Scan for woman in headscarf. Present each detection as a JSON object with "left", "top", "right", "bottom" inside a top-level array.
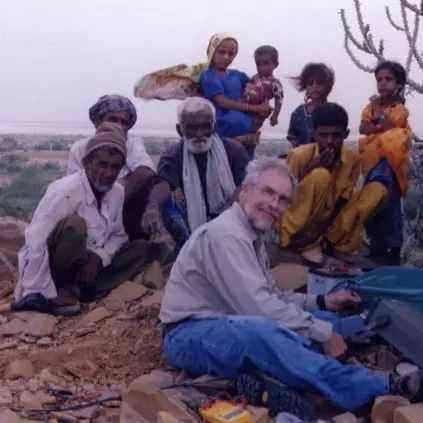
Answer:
[
  {"left": 200, "top": 33, "right": 271, "bottom": 158},
  {"left": 134, "top": 33, "right": 271, "bottom": 159}
]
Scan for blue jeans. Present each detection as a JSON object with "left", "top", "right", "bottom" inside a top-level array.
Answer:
[{"left": 163, "top": 315, "right": 389, "bottom": 411}]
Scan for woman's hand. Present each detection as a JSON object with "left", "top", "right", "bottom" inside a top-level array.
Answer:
[{"left": 252, "top": 102, "right": 272, "bottom": 117}]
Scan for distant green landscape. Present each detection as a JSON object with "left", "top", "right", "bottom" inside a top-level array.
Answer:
[{"left": 0, "top": 134, "right": 422, "bottom": 262}]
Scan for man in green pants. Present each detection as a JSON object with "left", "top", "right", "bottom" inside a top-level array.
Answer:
[{"left": 14, "top": 122, "right": 166, "bottom": 315}]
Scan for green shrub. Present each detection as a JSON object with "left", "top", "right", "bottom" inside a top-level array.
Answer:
[
  {"left": 0, "top": 137, "right": 19, "bottom": 151},
  {"left": 41, "top": 161, "right": 61, "bottom": 171},
  {"left": 6, "top": 164, "right": 22, "bottom": 173},
  {"left": 0, "top": 163, "right": 65, "bottom": 220}
]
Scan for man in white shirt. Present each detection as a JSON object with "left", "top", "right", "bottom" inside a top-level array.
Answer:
[
  {"left": 67, "top": 94, "right": 157, "bottom": 240},
  {"left": 160, "top": 157, "right": 423, "bottom": 414},
  {"left": 14, "top": 123, "right": 162, "bottom": 316}
]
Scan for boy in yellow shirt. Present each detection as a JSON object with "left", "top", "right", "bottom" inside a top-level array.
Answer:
[{"left": 278, "top": 102, "right": 387, "bottom": 265}]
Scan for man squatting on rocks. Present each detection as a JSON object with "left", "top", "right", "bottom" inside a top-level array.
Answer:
[
  {"left": 13, "top": 123, "right": 164, "bottom": 315},
  {"left": 67, "top": 94, "right": 158, "bottom": 241}
]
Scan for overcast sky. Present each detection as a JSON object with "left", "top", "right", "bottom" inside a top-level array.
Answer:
[{"left": 0, "top": 0, "right": 422, "bottom": 135}]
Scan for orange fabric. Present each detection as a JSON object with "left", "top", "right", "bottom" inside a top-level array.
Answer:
[
  {"left": 285, "top": 144, "right": 360, "bottom": 207},
  {"left": 359, "top": 103, "right": 412, "bottom": 196},
  {"left": 279, "top": 145, "right": 362, "bottom": 251}
]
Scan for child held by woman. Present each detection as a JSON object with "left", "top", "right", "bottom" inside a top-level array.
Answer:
[
  {"left": 135, "top": 33, "right": 282, "bottom": 160},
  {"left": 200, "top": 34, "right": 277, "bottom": 159},
  {"left": 243, "top": 45, "right": 284, "bottom": 128}
]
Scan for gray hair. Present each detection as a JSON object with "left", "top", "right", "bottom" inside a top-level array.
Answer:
[
  {"left": 176, "top": 97, "right": 216, "bottom": 125},
  {"left": 243, "top": 156, "right": 297, "bottom": 190}
]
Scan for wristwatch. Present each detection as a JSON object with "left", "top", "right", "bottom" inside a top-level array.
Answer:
[{"left": 316, "top": 295, "right": 327, "bottom": 311}]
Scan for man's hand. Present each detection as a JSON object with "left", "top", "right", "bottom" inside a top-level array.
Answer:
[
  {"left": 325, "top": 290, "right": 361, "bottom": 312},
  {"left": 141, "top": 203, "right": 164, "bottom": 235},
  {"left": 322, "top": 332, "right": 347, "bottom": 358},
  {"left": 301, "top": 148, "right": 336, "bottom": 180},
  {"left": 76, "top": 252, "right": 102, "bottom": 284},
  {"left": 318, "top": 148, "right": 337, "bottom": 169}
]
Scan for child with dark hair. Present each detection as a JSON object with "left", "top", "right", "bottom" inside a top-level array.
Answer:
[
  {"left": 287, "top": 63, "right": 335, "bottom": 147},
  {"left": 199, "top": 34, "right": 272, "bottom": 160},
  {"left": 359, "top": 60, "right": 413, "bottom": 265},
  {"left": 278, "top": 102, "right": 387, "bottom": 265},
  {"left": 136, "top": 33, "right": 272, "bottom": 161},
  {"left": 243, "top": 45, "right": 284, "bottom": 128}
]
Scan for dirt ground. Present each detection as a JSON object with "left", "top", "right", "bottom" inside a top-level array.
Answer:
[{"left": 0, "top": 304, "right": 168, "bottom": 387}]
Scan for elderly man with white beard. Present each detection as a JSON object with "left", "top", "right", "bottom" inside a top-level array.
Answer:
[{"left": 141, "top": 97, "right": 249, "bottom": 250}]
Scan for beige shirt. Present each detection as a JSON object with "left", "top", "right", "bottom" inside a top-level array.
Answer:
[
  {"left": 67, "top": 135, "right": 156, "bottom": 188},
  {"left": 15, "top": 170, "right": 128, "bottom": 300},
  {"left": 160, "top": 202, "right": 333, "bottom": 343}
]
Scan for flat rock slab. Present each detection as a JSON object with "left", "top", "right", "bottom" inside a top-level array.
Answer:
[
  {"left": 107, "top": 281, "right": 148, "bottom": 303},
  {"left": 81, "top": 306, "right": 113, "bottom": 325},
  {"left": 64, "top": 359, "right": 98, "bottom": 380},
  {"left": 6, "top": 359, "right": 34, "bottom": 380},
  {"left": 0, "top": 317, "right": 26, "bottom": 335},
  {"left": 20, "top": 390, "right": 43, "bottom": 410},
  {"left": 24, "top": 313, "right": 57, "bottom": 337},
  {"left": 0, "top": 409, "right": 21, "bottom": 423},
  {"left": 14, "top": 311, "right": 38, "bottom": 322},
  {"left": 36, "top": 336, "right": 52, "bottom": 347},
  {"left": 371, "top": 395, "right": 410, "bottom": 423},
  {"left": 0, "top": 386, "right": 13, "bottom": 406},
  {"left": 39, "top": 368, "right": 62, "bottom": 385},
  {"left": 142, "top": 261, "right": 165, "bottom": 290},
  {"left": 103, "top": 296, "right": 126, "bottom": 312},
  {"left": 394, "top": 403, "right": 423, "bottom": 423},
  {"left": 68, "top": 405, "right": 98, "bottom": 419},
  {"left": 50, "top": 411, "right": 78, "bottom": 422},
  {"left": 0, "top": 340, "right": 18, "bottom": 351},
  {"left": 141, "top": 291, "right": 164, "bottom": 307}
]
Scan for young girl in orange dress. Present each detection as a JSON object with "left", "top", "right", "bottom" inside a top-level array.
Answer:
[{"left": 359, "top": 61, "right": 412, "bottom": 265}]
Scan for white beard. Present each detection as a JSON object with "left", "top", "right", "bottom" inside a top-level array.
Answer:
[
  {"left": 244, "top": 203, "right": 273, "bottom": 232},
  {"left": 185, "top": 136, "right": 213, "bottom": 154},
  {"left": 92, "top": 181, "right": 112, "bottom": 193}
]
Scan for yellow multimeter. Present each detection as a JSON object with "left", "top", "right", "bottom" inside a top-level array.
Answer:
[{"left": 199, "top": 395, "right": 252, "bottom": 423}]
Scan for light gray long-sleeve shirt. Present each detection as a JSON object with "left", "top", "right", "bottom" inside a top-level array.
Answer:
[{"left": 159, "top": 202, "right": 333, "bottom": 343}]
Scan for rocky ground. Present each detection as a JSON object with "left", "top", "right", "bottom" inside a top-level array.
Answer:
[
  {"left": 0, "top": 217, "right": 174, "bottom": 422},
  {"left": 0, "top": 218, "right": 422, "bottom": 422},
  {"left": 0, "top": 265, "right": 170, "bottom": 422}
]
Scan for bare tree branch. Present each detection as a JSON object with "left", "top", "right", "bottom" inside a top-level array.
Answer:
[
  {"left": 340, "top": 0, "right": 423, "bottom": 94},
  {"left": 402, "top": 0, "right": 423, "bottom": 15},
  {"left": 386, "top": 6, "right": 405, "bottom": 30},
  {"left": 343, "top": 35, "right": 376, "bottom": 73},
  {"left": 400, "top": 0, "right": 423, "bottom": 70}
]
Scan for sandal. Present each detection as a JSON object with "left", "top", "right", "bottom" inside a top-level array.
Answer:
[{"left": 11, "top": 293, "right": 82, "bottom": 316}]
